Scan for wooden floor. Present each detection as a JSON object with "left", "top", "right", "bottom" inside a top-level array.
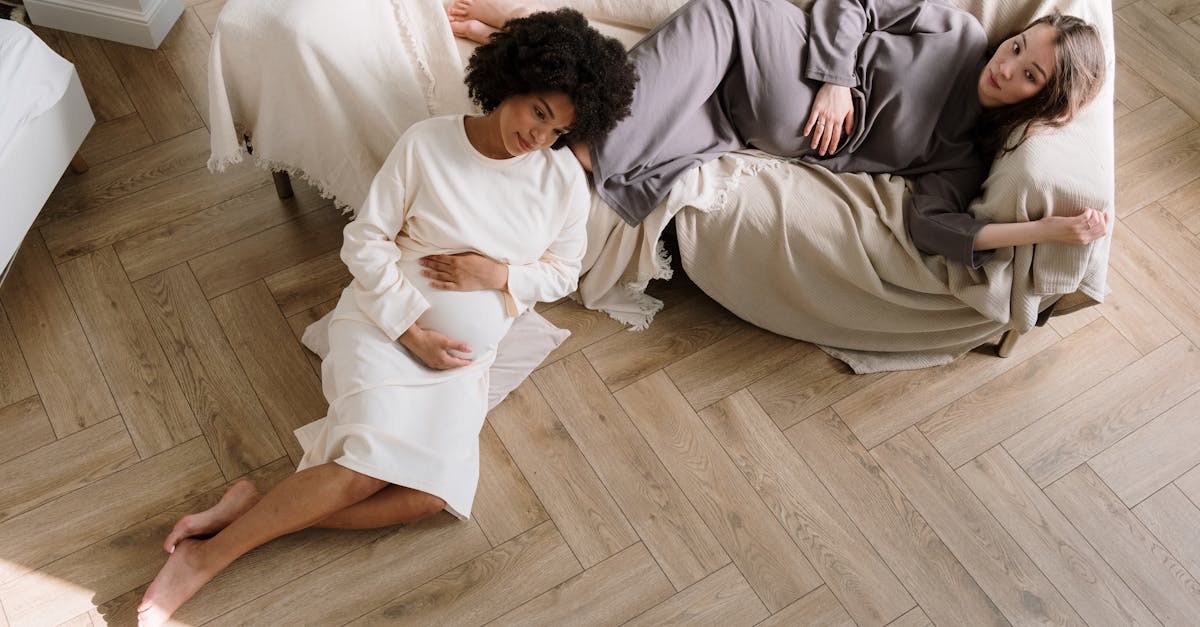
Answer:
[{"left": 3, "top": 1, "right": 1200, "bottom": 625}]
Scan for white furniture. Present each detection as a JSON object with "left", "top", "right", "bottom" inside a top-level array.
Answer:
[
  {"left": 24, "top": 0, "right": 183, "bottom": 49},
  {"left": 0, "top": 21, "right": 94, "bottom": 285}
]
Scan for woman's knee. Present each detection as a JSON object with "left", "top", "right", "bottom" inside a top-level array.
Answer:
[{"left": 331, "top": 465, "right": 388, "bottom": 500}]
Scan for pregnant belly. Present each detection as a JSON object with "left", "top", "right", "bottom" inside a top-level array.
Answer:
[{"left": 399, "top": 258, "right": 512, "bottom": 360}]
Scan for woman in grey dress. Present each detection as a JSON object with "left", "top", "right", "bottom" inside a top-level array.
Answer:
[{"left": 449, "top": 0, "right": 1109, "bottom": 268}]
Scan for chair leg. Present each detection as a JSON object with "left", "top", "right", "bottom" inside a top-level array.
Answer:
[
  {"left": 272, "top": 170, "right": 294, "bottom": 199},
  {"left": 69, "top": 152, "right": 89, "bottom": 174},
  {"left": 996, "top": 329, "right": 1020, "bottom": 357}
]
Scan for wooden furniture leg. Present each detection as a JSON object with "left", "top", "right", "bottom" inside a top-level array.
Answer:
[
  {"left": 273, "top": 170, "right": 294, "bottom": 199},
  {"left": 68, "top": 152, "right": 89, "bottom": 174}
]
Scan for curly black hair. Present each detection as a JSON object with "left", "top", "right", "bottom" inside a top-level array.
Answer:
[{"left": 463, "top": 8, "right": 637, "bottom": 149}]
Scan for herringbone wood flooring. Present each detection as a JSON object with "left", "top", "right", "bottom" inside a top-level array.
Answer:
[{"left": 3, "top": 1, "right": 1200, "bottom": 624}]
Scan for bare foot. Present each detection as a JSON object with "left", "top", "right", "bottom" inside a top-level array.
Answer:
[
  {"left": 448, "top": 17, "right": 500, "bottom": 44},
  {"left": 164, "top": 480, "right": 260, "bottom": 553},
  {"left": 137, "top": 540, "right": 217, "bottom": 627},
  {"left": 446, "top": 0, "right": 546, "bottom": 29}
]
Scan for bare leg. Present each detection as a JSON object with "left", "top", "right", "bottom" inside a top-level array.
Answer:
[
  {"left": 314, "top": 484, "right": 446, "bottom": 529},
  {"left": 446, "top": 0, "right": 546, "bottom": 29},
  {"left": 163, "top": 480, "right": 261, "bottom": 553},
  {"left": 138, "top": 463, "right": 387, "bottom": 627}
]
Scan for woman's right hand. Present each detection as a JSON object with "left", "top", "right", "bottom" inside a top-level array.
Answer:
[
  {"left": 1042, "top": 208, "right": 1112, "bottom": 245},
  {"left": 804, "top": 83, "right": 855, "bottom": 156},
  {"left": 398, "top": 323, "right": 473, "bottom": 370}
]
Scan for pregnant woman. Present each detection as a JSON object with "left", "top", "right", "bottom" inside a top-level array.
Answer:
[
  {"left": 136, "top": 10, "right": 636, "bottom": 625},
  {"left": 450, "top": 0, "right": 1109, "bottom": 268}
]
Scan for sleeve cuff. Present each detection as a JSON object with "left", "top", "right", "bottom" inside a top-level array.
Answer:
[{"left": 805, "top": 67, "right": 856, "bottom": 88}]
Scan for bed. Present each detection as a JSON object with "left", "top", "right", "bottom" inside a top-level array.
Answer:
[
  {"left": 0, "top": 20, "right": 93, "bottom": 286},
  {"left": 206, "top": 0, "right": 1114, "bottom": 372}
]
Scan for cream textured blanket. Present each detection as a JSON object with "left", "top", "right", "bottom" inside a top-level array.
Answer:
[{"left": 207, "top": 0, "right": 1115, "bottom": 372}]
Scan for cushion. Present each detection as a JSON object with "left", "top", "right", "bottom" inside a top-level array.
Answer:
[{"left": 301, "top": 307, "right": 570, "bottom": 411}]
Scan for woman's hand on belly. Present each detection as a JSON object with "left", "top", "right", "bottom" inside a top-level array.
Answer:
[
  {"left": 419, "top": 253, "right": 509, "bottom": 292},
  {"left": 398, "top": 322, "right": 473, "bottom": 370},
  {"left": 804, "top": 83, "right": 855, "bottom": 156}
]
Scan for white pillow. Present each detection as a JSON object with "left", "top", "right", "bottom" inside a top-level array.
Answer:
[{"left": 300, "top": 307, "right": 570, "bottom": 411}]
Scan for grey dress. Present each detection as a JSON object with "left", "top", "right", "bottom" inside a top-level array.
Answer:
[{"left": 590, "top": 0, "right": 995, "bottom": 267}]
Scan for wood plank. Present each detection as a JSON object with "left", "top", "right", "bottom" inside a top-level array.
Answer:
[
  {"left": 624, "top": 564, "right": 769, "bottom": 627},
  {"left": 194, "top": 0, "right": 228, "bottom": 34},
  {"left": 175, "top": 516, "right": 488, "bottom": 625},
  {"left": 0, "top": 416, "right": 137, "bottom": 524},
  {"left": 664, "top": 325, "right": 808, "bottom": 410},
  {"left": 471, "top": 422, "right": 549, "bottom": 547},
  {"left": 583, "top": 293, "right": 742, "bottom": 391},
  {"left": 757, "top": 586, "right": 856, "bottom": 627},
  {"left": 1110, "top": 226, "right": 1200, "bottom": 349},
  {"left": 0, "top": 459, "right": 293, "bottom": 625},
  {"left": 0, "top": 233, "right": 117, "bottom": 437},
  {"left": 786, "top": 411, "right": 1007, "bottom": 627},
  {"left": 1099, "top": 267, "right": 1180, "bottom": 354},
  {"left": 209, "top": 281, "right": 327, "bottom": 464},
  {"left": 1115, "top": 60, "right": 1162, "bottom": 110},
  {"left": 700, "top": 390, "right": 913, "bottom": 626},
  {"left": 1149, "top": 0, "right": 1200, "bottom": 22},
  {"left": 1046, "top": 465, "right": 1200, "bottom": 625},
  {"left": 1115, "top": 18, "right": 1200, "bottom": 122},
  {"left": 531, "top": 354, "right": 728, "bottom": 588},
  {"left": 919, "top": 319, "right": 1138, "bottom": 468},
  {"left": 100, "top": 40, "right": 203, "bottom": 141},
  {"left": 264, "top": 250, "right": 352, "bottom": 317},
  {"left": 58, "top": 31, "right": 134, "bottom": 122},
  {"left": 958, "top": 448, "right": 1160, "bottom": 627},
  {"left": 114, "top": 177, "right": 326, "bottom": 282},
  {"left": 887, "top": 606, "right": 933, "bottom": 627},
  {"left": 287, "top": 298, "right": 338, "bottom": 377},
  {"left": 54, "top": 613, "right": 91, "bottom": 627},
  {"left": 748, "top": 346, "right": 884, "bottom": 431},
  {"left": 537, "top": 299, "right": 624, "bottom": 368},
  {"left": 1046, "top": 304, "right": 1101, "bottom": 338},
  {"left": 1115, "top": 129, "right": 1200, "bottom": 217},
  {"left": 489, "top": 543, "right": 673, "bottom": 627},
  {"left": 1184, "top": 15, "right": 1200, "bottom": 40},
  {"left": 1119, "top": 1, "right": 1200, "bottom": 82},
  {"left": 1090, "top": 389, "right": 1200, "bottom": 506},
  {"left": 615, "top": 372, "right": 821, "bottom": 611},
  {"left": 190, "top": 205, "right": 347, "bottom": 299},
  {"left": 486, "top": 380, "right": 638, "bottom": 568},
  {"left": 1116, "top": 97, "right": 1198, "bottom": 166},
  {"left": 35, "top": 128, "right": 210, "bottom": 227},
  {"left": 42, "top": 160, "right": 268, "bottom": 265},
  {"left": 1125, "top": 205, "right": 1200, "bottom": 292},
  {"left": 1135, "top": 484, "right": 1200, "bottom": 582},
  {"left": 0, "top": 397, "right": 55, "bottom": 466},
  {"left": 833, "top": 325, "right": 1059, "bottom": 449},
  {"left": 348, "top": 522, "right": 580, "bottom": 626},
  {"left": 159, "top": 8, "right": 212, "bottom": 128},
  {"left": 134, "top": 265, "right": 286, "bottom": 479},
  {"left": 1179, "top": 464, "right": 1200, "bottom": 504},
  {"left": 872, "top": 430, "right": 1084, "bottom": 626},
  {"left": 1114, "top": 99, "right": 1134, "bottom": 119},
  {"left": 76, "top": 114, "right": 154, "bottom": 170},
  {"left": 0, "top": 438, "right": 223, "bottom": 586},
  {"left": 1157, "top": 177, "right": 1200, "bottom": 234},
  {"left": 59, "top": 248, "right": 201, "bottom": 457},
  {"left": 0, "top": 303, "right": 36, "bottom": 408},
  {"left": 1006, "top": 335, "right": 1200, "bottom": 487}
]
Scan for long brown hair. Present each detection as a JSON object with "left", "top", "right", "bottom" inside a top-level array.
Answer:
[{"left": 978, "top": 13, "right": 1106, "bottom": 156}]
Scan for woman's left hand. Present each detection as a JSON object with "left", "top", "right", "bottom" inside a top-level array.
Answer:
[
  {"left": 804, "top": 83, "right": 855, "bottom": 157},
  {"left": 419, "top": 253, "right": 508, "bottom": 291}
]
